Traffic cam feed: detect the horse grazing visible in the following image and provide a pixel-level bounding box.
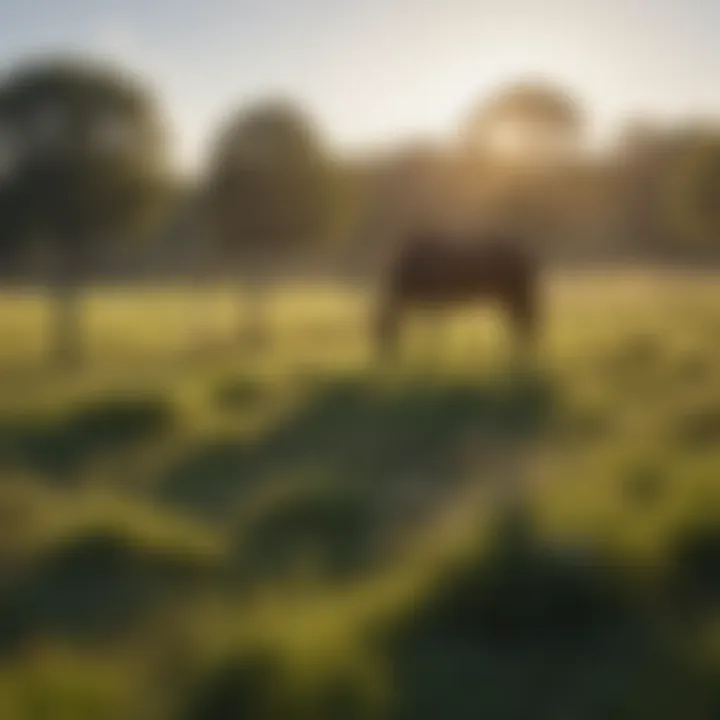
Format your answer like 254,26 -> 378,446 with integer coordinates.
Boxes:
375,232 -> 540,359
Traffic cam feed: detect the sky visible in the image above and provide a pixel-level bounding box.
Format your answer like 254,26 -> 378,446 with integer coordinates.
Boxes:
1,0 -> 718,173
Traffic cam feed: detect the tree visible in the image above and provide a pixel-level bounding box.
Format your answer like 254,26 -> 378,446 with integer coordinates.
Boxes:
607,120 -> 670,256
0,55 -> 172,366
661,126 -> 720,253
204,99 -> 340,265
456,80 -> 587,252
202,99 -> 340,340
461,79 -> 584,164
610,121 -> 720,260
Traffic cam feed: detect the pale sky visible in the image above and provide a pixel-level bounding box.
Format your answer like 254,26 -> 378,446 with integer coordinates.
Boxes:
1,0 -> 718,172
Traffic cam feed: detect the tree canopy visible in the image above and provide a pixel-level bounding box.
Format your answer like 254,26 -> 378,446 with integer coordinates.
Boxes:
203,99 -> 341,270
0,56 -> 172,275
461,80 -> 584,162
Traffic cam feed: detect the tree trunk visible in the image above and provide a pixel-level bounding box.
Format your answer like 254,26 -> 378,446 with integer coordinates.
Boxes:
48,237 -> 87,371
237,274 -> 270,351
188,246 -> 222,356
51,275 -> 84,370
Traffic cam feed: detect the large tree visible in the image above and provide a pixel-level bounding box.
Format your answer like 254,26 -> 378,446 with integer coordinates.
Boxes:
0,56 -> 172,366
456,80 -> 588,252
204,100 -> 342,266
461,79 -> 584,163
661,126 -> 720,254
202,99 -> 342,339
610,122 -> 720,259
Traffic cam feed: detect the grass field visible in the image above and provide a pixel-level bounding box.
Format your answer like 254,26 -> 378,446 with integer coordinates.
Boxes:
0,271 -> 718,719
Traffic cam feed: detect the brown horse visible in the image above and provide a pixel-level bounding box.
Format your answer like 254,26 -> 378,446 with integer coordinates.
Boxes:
375,232 -> 540,359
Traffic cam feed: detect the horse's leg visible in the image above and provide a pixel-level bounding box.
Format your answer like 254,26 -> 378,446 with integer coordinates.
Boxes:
509,281 -> 540,363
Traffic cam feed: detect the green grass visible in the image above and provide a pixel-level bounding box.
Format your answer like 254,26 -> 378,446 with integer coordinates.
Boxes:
0,271 -> 719,719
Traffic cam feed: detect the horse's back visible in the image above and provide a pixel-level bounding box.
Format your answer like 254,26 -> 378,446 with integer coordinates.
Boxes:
388,232 -> 536,303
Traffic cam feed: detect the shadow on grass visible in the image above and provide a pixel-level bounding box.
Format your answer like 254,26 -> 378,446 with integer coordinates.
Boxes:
383,511 -> 720,720
182,651 -> 284,720
160,371 -> 557,519
667,519 -> 720,616
183,649 -> 381,720
229,481 -> 377,585
0,524 -> 220,653
674,399 -> 720,449
214,375 -> 271,412
181,512 -> 720,720
0,393 -> 177,484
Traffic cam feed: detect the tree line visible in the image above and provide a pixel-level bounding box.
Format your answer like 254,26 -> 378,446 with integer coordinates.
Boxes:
0,54 -> 718,365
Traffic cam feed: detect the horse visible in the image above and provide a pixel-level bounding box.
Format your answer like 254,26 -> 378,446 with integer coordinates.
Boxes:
374,231 -> 541,360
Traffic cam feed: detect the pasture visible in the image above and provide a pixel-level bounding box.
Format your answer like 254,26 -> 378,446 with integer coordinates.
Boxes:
0,270 -> 718,719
